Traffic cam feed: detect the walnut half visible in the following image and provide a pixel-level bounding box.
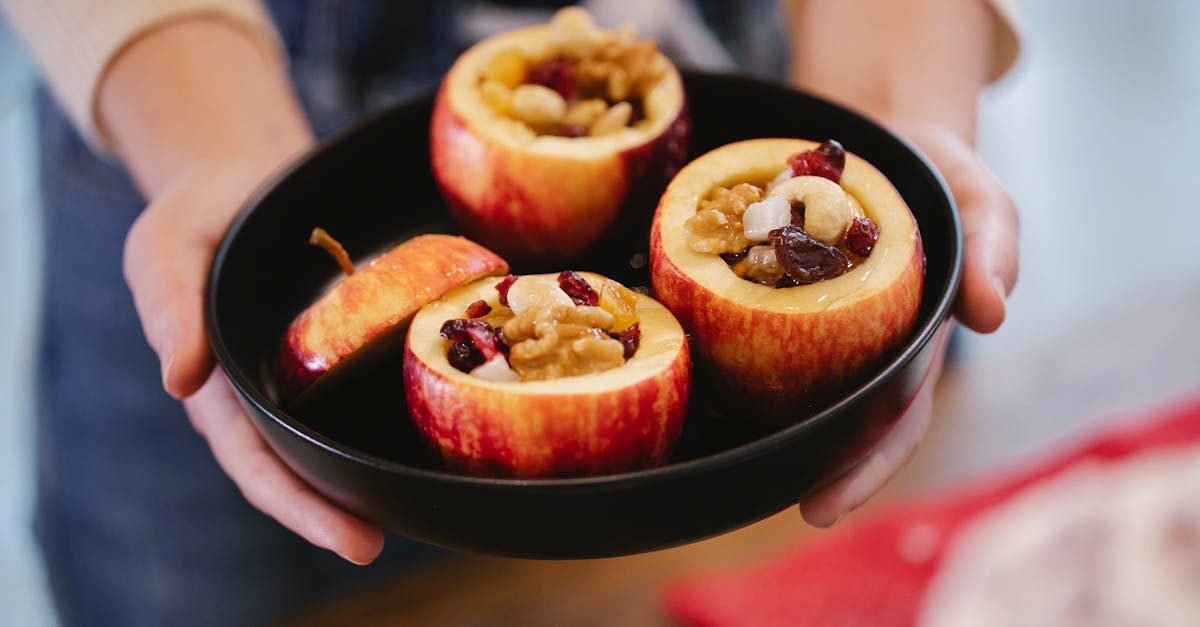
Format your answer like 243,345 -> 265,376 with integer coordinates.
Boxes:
502,305 -> 625,380
683,183 -> 764,254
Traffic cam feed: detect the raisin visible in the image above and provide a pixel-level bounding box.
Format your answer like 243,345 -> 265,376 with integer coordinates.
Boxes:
616,323 -> 641,359
495,274 -> 518,307
465,299 -> 492,318
787,139 -> 845,183
447,341 -> 485,372
844,216 -> 880,258
769,225 -> 851,285
528,55 -> 575,100
558,270 -> 599,306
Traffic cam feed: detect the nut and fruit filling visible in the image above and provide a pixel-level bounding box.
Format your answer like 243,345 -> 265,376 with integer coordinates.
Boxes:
441,271 -> 642,382
477,7 -> 667,138
683,140 -> 882,287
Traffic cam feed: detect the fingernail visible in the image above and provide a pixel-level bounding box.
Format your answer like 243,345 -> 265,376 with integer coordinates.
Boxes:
800,505 -> 845,529
811,512 -> 845,529
991,276 -> 1008,310
340,551 -> 373,566
161,351 -> 176,393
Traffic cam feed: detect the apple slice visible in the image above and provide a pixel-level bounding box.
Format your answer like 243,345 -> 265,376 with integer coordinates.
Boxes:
649,138 -> 926,423
403,272 -> 691,478
431,7 -> 690,265
276,233 -> 508,400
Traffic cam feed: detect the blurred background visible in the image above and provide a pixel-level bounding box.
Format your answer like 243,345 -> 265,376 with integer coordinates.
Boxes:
1,1 -> 1198,624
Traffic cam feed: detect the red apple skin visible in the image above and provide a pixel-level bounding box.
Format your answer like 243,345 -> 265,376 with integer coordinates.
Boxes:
429,19 -> 691,267
650,233 -> 924,420
402,274 -> 691,478
648,139 -> 926,423
431,88 -> 690,266
277,234 -> 508,400
404,351 -> 689,477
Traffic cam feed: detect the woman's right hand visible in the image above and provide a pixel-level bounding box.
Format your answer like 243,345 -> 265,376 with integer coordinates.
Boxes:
102,17 -> 385,564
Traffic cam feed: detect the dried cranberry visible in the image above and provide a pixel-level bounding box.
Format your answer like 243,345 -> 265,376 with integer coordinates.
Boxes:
466,326 -> 502,360
442,318 -> 507,367
528,55 -> 575,100
440,318 -> 492,343
558,270 -> 599,306
787,139 -> 845,182
844,216 -> 880,258
465,299 -> 492,318
769,225 -> 851,285
447,341 -> 485,373
616,323 -> 641,360
495,274 -> 518,307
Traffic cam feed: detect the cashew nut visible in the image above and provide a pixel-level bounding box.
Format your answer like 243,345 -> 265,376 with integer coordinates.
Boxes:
767,175 -> 854,245
589,101 -> 632,136
510,84 -> 567,129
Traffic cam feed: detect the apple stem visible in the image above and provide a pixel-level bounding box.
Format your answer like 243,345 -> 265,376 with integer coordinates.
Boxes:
309,227 -> 356,277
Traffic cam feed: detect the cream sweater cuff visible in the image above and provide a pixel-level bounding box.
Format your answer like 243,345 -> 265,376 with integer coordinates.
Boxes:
2,0 -> 1020,152
0,0 -> 280,153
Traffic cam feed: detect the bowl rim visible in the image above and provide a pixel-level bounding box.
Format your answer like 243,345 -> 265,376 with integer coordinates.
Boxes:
205,70 -> 962,491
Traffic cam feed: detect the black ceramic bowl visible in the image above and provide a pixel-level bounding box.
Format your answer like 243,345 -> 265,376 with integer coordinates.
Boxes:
206,72 -> 960,559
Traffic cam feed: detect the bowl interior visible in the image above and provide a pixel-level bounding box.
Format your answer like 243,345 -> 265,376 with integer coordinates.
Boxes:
206,72 -> 960,553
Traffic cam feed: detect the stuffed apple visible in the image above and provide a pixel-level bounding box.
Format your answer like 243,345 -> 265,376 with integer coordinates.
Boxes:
649,138 -> 925,423
431,7 -> 690,265
403,270 -> 691,477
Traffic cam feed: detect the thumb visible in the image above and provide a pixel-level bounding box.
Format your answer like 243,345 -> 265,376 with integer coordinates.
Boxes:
904,126 -> 1019,333
946,149 -> 1020,334
123,174 -> 227,399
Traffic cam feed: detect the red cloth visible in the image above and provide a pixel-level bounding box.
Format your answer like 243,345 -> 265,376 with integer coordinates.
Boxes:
661,394 -> 1200,627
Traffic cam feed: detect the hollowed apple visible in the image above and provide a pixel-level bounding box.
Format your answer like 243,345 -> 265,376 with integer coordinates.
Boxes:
276,234 -> 508,400
403,272 -> 691,478
430,11 -> 690,266
650,139 -> 925,423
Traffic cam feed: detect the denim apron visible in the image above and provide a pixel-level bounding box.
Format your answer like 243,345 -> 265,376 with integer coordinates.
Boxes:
32,2 -> 778,625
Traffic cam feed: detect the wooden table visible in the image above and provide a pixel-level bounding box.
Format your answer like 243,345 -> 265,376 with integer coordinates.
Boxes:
282,507 -> 822,627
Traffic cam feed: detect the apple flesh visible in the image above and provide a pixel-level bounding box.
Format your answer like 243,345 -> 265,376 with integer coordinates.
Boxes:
277,234 -> 508,400
649,139 -> 925,423
403,273 -> 691,478
430,21 -> 690,266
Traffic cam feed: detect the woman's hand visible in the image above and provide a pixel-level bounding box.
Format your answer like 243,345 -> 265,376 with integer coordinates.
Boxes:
798,124 -> 1018,527
103,17 -> 384,564
785,0 -> 1020,525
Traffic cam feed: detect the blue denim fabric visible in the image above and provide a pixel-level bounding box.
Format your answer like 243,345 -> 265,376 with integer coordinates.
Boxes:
33,4 -> 460,626
33,2 -> 781,625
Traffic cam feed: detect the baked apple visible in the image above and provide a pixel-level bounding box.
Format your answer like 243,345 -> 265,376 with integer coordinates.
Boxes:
649,138 -> 925,423
431,7 -> 690,265
276,232 -> 508,400
403,270 -> 691,477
